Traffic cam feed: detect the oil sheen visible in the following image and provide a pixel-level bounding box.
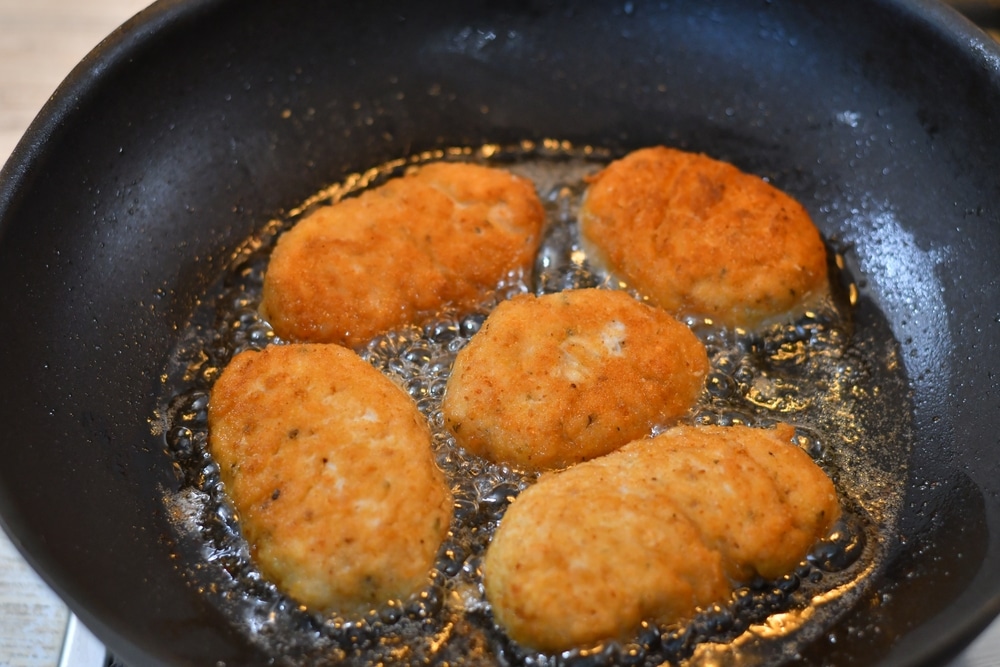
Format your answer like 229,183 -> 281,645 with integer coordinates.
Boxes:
157,141 -> 912,667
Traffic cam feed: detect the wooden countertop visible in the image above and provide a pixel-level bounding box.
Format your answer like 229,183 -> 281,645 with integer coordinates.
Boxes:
0,1 -> 998,666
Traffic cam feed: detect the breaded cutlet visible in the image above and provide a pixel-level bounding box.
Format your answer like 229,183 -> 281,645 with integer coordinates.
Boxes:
442,288 -> 709,471
580,146 -> 829,329
483,423 -> 840,652
208,343 -> 453,616
260,162 -> 545,347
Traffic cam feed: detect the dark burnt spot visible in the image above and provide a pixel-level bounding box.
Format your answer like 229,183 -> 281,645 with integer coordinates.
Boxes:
917,106 -> 941,137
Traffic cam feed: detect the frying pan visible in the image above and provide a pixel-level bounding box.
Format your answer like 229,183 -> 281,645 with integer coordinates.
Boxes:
1,0 -> 999,665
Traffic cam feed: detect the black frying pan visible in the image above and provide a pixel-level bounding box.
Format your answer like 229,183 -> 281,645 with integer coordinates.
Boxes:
1,1 -> 999,665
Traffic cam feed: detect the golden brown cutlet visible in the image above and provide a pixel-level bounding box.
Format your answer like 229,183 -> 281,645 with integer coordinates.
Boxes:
260,162 -> 545,347
580,146 -> 830,329
208,343 -> 453,616
483,423 -> 840,652
442,288 -> 709,471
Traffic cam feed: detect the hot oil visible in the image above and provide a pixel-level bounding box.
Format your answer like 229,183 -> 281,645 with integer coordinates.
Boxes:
158,142 -> 911,667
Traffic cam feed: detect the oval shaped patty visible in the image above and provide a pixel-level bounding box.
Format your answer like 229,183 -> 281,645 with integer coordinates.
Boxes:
483,423 -> 840,652
579,146 -> 830,329
260,162 -> 545,346
442,288 -> 710,471
208,343 -> 453,616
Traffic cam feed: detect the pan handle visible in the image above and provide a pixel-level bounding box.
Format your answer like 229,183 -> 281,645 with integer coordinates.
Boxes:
57,614 -> 105,667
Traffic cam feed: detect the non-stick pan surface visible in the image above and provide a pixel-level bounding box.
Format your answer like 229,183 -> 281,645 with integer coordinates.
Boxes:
1,1 -> 999,665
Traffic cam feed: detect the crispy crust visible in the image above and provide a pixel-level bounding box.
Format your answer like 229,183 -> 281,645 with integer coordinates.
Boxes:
579,146 -> 829,329
442,288 -> 709,471
483,423 -> 840,652
260,162 -> 545,346
207,343 -> 453,615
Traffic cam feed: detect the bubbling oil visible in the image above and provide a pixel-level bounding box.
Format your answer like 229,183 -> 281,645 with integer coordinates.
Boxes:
158,141 -> 911,667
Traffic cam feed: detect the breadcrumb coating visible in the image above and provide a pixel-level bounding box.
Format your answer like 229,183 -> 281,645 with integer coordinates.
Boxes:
260,162 -> 545,346
208,343 -> 453,616
580,146 -> 829,329
483,423 -> 840,652
442,288 -> 709,471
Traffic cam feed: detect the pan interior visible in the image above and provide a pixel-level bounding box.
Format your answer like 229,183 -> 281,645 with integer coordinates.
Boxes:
156,142 -> 913,666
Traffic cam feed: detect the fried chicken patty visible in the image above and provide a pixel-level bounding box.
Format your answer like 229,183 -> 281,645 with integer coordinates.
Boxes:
442,288 -> 709,471
260,162 -> 545,347
579,146 -> 830,329
208,343 -> 453,615
483,423 -> 840,652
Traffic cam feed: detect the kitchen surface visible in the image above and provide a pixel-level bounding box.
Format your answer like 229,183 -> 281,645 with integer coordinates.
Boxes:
1,1 -> 999,665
